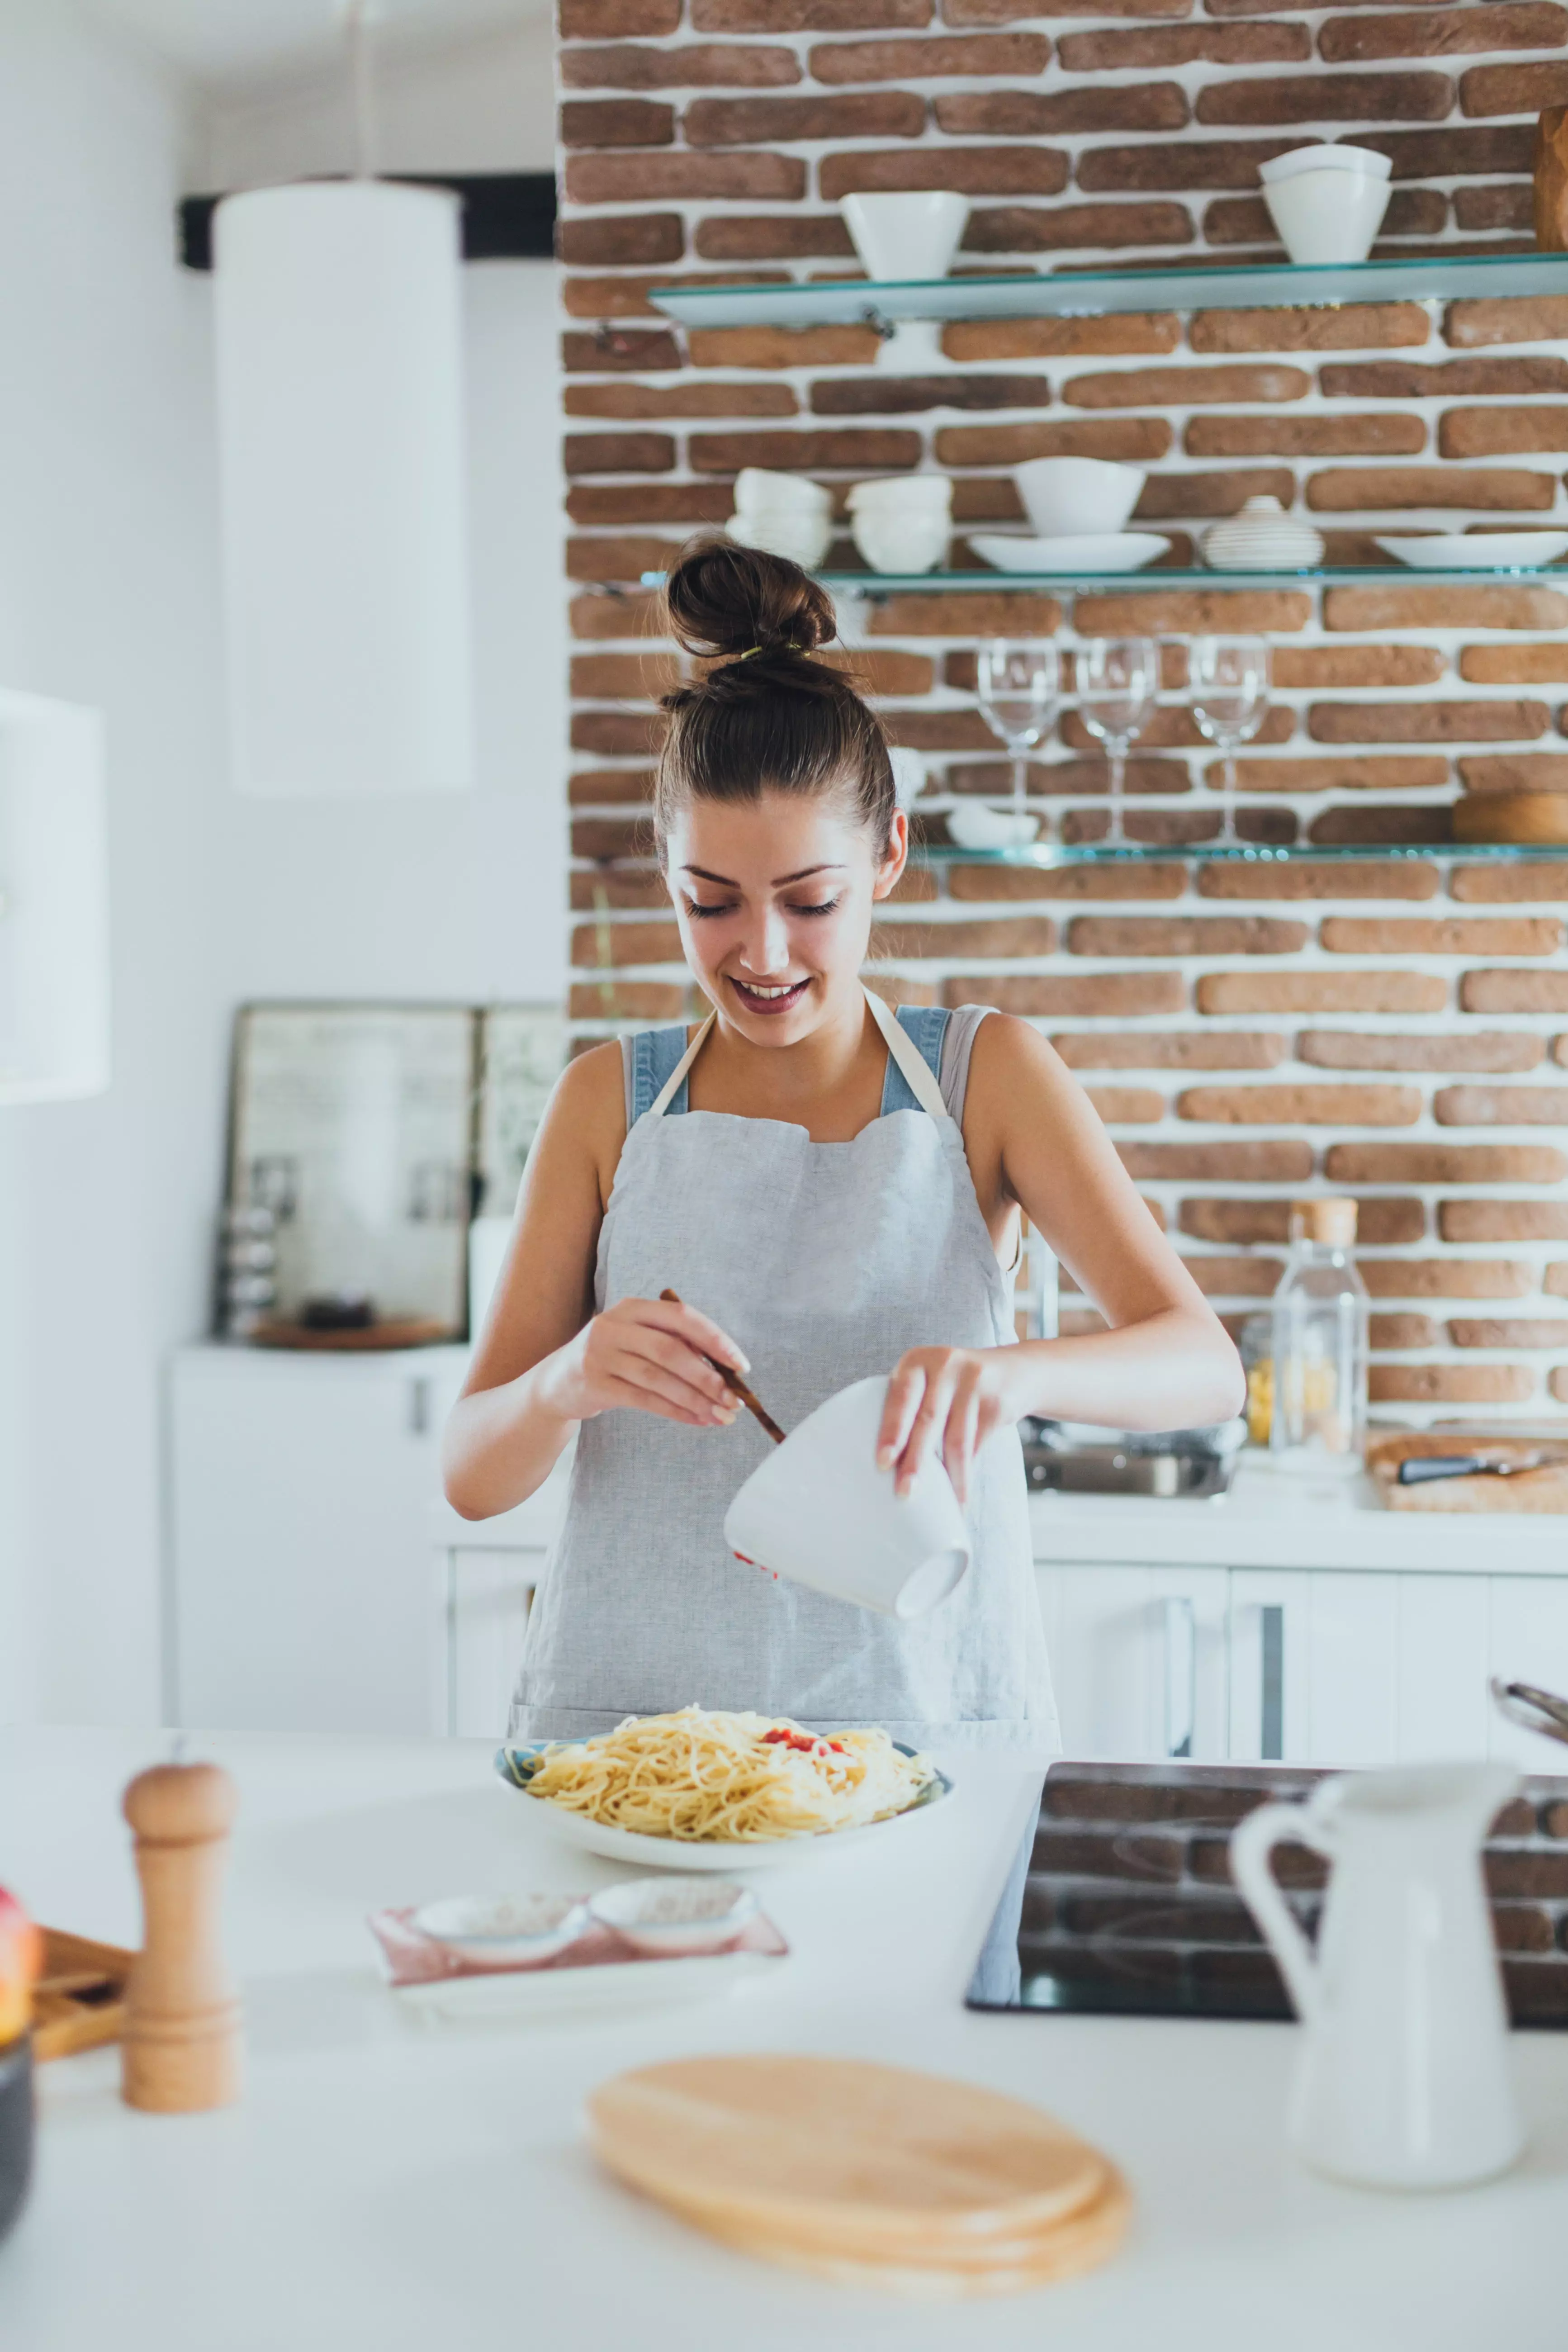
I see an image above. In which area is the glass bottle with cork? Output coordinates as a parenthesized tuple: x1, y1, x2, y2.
(1269, 1198, 1369, 1474)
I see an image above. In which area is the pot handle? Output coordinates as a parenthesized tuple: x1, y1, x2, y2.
(1231, 1801, 1328, 2025)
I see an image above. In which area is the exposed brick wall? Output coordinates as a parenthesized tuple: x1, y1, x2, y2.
(556, 0, 1568, 1423)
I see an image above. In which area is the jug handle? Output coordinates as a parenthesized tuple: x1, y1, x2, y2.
(1230, 1801, 1328, 2025)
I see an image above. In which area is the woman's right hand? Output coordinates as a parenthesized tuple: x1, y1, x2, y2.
(541, 1295, 748, 1431)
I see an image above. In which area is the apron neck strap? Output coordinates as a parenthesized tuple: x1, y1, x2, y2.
(644, 989, 952, 1125)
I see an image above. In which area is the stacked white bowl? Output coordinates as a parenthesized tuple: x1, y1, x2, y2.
(1259, 144, 1392, 265)
(848, 474, 952, 575)
(969, 457, 1170, 576)
(726, 468, 833, 569)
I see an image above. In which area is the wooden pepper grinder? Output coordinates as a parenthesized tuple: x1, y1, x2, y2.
(1535, 105, 1568, 248)
(121, 1762, 242, 2114)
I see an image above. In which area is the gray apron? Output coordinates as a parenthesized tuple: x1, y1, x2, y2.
(510, 987, 1058, 1751)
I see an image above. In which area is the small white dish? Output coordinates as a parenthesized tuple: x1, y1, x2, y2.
(588, 1877, 758, 1956)
(1375, 532, 1568, 571)
(970, 531, 1170, 575)
(411, 1892, 591, 1966)
(728, 511, 833, 568)
(946, 805, 1042, 849)
(1015, 455, 1145, 536)
(1259, 143, 1391, 186)
(1201, 496, 1323, 571)
(733, 466, 831, 517)
(840, 190, 967, 282)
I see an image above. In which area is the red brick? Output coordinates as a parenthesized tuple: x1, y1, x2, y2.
(567, 382, 796, 418)
(1451, 1318, 1568, 1347)
(686, 91, 926, 141)
(565, 152, 807, 202)
(945, 0, 1187, 14)
(1060, 20, 1307, 62)
(1308, 804, 1454, 845)
(1326, 1138, 1568, 1185)
(1371, 1365, 1535, 1402)
(944, 317, 1180, 363)
(570, 767, 656, 806)
(1206, 189, 1444, 244)
(1435, 1085, 1568, 1125)
(1310, 699, 1549, 743)
(1370, 1313, 1441, 1348)
(1196, 69, 1453, 123)
(563, 431, 676, 474)
(1124, 1140, 1316, 1180)
(1199, 970, 1448, 1012)
(1461, 643, 1568, 685)
(568, 978, 687, 1019)
(1446, 294, 1568, 346)
(1339, 125, 1533, 175)
(571, 709, 664, 754)
(695, 214, 857, 259)
(934, 85, 1187, 133)
(1320, 4, 1568, 59)
(947, 862, 1185, 901)
(562, 327, 682, 373)
(1278, 647, 1445, 689)
(687, 427, 921, 472)
(1306, 1030, 1544, 1073)
(938, 418, 1171, 465)
(1554, 1370, 1568, 1398)
(1460, 59, 1568, 112)
(866, 591, 1063, 635)
(1084, 1085, 1166, 1123)
(568, 589, 663, 638)
(1326, 583, 1568, 630)
(562, 0, 680, 32)
(1325, 355, 1568, 397)
(1067, 915, 1309, 957)
(560, 97, 677, 144)
(563, 271, 796, 318)
(688, 325, 880, 369)
(1181, 1254, 1285, 1296)
(1441, 406, 1568, 459)
(560, 41, 803, 85)
(1223, 755, 1449, 792)
(1136, 465, 1297, 517)
(1358, 1259, 1534, 1298)
(1461, 968, 1568, 1011)
(1065, 363, 1310, 409)
(1462, 753, 1568, 791)
(1328, 915, 1564, 954)
(947, 754, 1190, 798)
(568, 534, 682, 583)
(572, 650, 683, 697)
(1454, 183, 1536, 230)
(1075, 589, 1312, 634)
(558, 212, 685, 266)
(820, 147, 1069, 199)
(1078, 139, 1314, 194)
(1179, 1083, 1421, 1125)
(1181, 1196, 1424, 1245)
(1309, 465, 1556, 510)
(883, 711, 999, 753)
(810, 31, 1050, 75)
(811, 373, 1053, 415)
(693, 0, 931, 22)
(964, 200, 1196, 252)
(1186, 412, 1425, 456)
(875, 915, 1058, 957)
(1453, 863, 1568, 901)
(1198, 861, 1439, 900)
(1053, 1031, 1285, 1069)
(943, 972, 1185, 1016)
(571, 917, 682, 963)
(1551, 1264, 1568, 1296)
(1443, 1199, 1568, 1238)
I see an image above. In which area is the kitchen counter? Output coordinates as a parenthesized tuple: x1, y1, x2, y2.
(2, 1726, 1566, 2350)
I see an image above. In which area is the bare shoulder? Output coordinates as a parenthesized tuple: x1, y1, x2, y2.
(532, 1039, 628, 1200)
(965, 1010, 1079, 1105)
(549, 1037, 625, 1125)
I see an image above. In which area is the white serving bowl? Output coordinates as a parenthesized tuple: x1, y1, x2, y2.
(946, 805, 1042, 849)
(412, 1892, 591, 1966)
(1259, 142, 1391, 186)
(587, 1877, 758, 1956)
(1375, 532, 1568, 571)
(724, 1373, 971, 1618)
(728, 510, 834, 568)
(848, 474, 952, 512)
(840, 190, 968, 282)
(1015, 456, 1146, 537)
(1263, 168, 1390, 265)
(852, 513, 949, 575)
(970, 531, 1170, 575)
(733, 466, 831, 518)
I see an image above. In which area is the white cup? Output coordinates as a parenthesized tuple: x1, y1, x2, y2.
(840, 191, 968, 282)
(1262, 167, 1391, 265)
(1258, 143, 1391, 187)
(1015, 456, 1146, 537)
(723, 1375, 972, 1618)
(852, 513, 950, 574)
(733, 467, 832, 518)
(728, 510, 834, 567)
(848, 475, 952, 512)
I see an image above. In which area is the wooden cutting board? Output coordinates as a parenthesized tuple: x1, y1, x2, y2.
(33, 1927, 133, 2061)
(1367, 1430, 1568, 1513)
(1453, 791, 1568, 845)
(588, 2054, 1127, 2292)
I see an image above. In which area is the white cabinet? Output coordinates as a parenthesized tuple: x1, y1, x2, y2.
(1037, 1565, 1230, 1763)
(440, 1541, 550, 1739)
(172, 1345, 468, 1736)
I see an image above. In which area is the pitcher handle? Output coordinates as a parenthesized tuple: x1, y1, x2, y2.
(1231, 1801, 1328, 2025)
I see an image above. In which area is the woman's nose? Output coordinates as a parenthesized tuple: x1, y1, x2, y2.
(738, 906, 791, 975)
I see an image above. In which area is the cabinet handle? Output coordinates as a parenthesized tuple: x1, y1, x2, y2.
(1164, 1597, 1195, 1760)
(408, 1378, 431, 1437)
(1260, 1604, 1285, 1762)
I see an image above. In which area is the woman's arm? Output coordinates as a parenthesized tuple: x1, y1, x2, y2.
(879, 1015, 1246, 1495)
(442, 1045, 747, 1519)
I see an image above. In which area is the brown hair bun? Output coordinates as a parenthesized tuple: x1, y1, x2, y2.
(663, 538, 836, 664)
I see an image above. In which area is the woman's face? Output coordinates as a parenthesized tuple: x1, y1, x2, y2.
(665, 789, 907, 1042)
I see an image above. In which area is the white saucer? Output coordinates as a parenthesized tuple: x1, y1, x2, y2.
(946, 806, 1042, 849)
(970, 532, 1171, 575)
(1374, 533, 1568, 572)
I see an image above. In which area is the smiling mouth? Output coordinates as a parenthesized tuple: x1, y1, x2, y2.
(730, 976, 810, 1015)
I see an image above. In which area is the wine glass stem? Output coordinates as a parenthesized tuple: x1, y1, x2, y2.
(1220, 744, 1239, 845)
(1011, 750, 1027, 817)
(1107, 745, 1126, 845)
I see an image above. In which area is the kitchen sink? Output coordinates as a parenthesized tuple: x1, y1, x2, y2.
(1021, 1420, 1244, 1500)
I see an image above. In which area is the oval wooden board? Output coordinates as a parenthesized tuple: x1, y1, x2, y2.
(1453, 792, 1568, 845)
(588, 2054, 1112, 2252)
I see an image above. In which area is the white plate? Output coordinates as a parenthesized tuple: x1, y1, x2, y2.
(946, 806, 1041, 850)
(394, 1948, 781, 2021)
(969, 532, 1171, 575)
(1374, 533, 1568, 571)
(494, 1741, 954, 1873)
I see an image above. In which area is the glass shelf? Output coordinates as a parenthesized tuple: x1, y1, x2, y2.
(916, 841, 1568, 867)
(817, 564, 1568, 595)
(649, 249, 1568, 332)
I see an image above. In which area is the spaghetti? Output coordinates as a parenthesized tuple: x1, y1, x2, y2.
(523, 1707, 935, 1843)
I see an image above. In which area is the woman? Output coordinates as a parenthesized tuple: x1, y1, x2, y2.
(444, 541, 1243, 1749)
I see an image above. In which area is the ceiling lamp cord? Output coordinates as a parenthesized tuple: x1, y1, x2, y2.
(344, 0, 376, 182)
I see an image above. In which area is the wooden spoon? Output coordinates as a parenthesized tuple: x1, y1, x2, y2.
(660, 1289, 786, 1445)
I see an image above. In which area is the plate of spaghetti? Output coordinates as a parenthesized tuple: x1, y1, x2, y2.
(494, 1706, 952, 1871)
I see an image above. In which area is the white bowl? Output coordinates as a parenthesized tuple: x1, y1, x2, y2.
(412, 1892, 591, 1966)
(733, 466, 831, 517)
(587, 1877, 758, 1956)
(728, 511, 834, 568)
(970, 531, 1170, 575)
(724, 1374, 971, 1618)
(1015, 456, 1146, 537)
(946, 805, 1042, 849)
(840, 190, 968, 282)
(1263, 169, 1390, 265)
(852, 514, 949, 575)
(848, 475, 952, 511)
(1375, 532, 1568, 571)
(1259, 142, 1391, 186)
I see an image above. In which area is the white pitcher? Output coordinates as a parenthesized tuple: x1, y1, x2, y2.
(1231, 1761, 1523, 2190)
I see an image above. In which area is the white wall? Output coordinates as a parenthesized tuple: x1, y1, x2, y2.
(0, 2, 565, 1726)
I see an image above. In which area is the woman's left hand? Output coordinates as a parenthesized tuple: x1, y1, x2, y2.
(876, 1347, 1018, 1503)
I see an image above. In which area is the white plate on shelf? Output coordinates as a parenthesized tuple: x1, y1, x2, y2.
(969, 532, 1171, 575)
(494, 1742, 953, 1872)
(1374, 533, 1568, 571)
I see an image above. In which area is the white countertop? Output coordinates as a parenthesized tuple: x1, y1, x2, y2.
(3, 1726, 1566, 2350)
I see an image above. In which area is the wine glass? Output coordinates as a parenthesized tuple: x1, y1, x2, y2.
(1076, 636, 1160, 848)
(976, 639, 1060, 841)
(1189, 635, 1270, 846)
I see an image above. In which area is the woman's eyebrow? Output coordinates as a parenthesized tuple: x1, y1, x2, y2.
(680, 863, 848, 887)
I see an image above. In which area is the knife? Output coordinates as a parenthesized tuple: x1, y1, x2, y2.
(1397, 1451, 1557, 1485)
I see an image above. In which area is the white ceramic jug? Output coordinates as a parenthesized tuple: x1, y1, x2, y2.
(1231, 1761, 1523, 2190)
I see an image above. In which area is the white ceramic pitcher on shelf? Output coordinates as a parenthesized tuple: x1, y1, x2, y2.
(1231, 1761, 1523, 2191)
